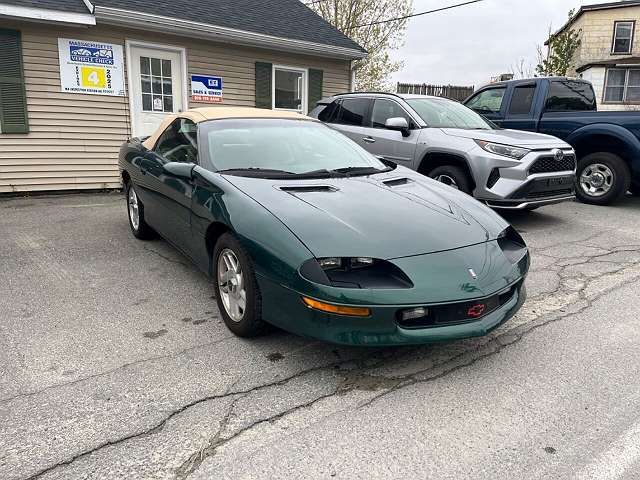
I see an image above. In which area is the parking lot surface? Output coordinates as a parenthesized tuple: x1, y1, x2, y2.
(1, 192, 640, 480)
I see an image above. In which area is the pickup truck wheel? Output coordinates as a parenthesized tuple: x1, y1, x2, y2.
(428, 166, 472, 195)
(576, 153, 631, 205)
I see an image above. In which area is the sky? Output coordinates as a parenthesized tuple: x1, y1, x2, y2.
(389, 0, 590, 88)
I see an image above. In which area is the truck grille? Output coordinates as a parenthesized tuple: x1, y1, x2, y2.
(529, 155, 576, 174)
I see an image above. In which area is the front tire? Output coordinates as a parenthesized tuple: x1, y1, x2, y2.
(212, 233, 268, 338)
(428, 165, 472, 195)
(576, 152, 631, 205)
(125, 181, 154, 240)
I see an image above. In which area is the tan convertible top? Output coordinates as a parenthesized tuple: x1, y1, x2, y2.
(142, 107, 316, 149)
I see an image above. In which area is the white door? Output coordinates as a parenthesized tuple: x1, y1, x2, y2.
(129, 45, 184, 137)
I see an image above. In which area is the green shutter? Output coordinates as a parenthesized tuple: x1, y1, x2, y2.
(255, 62, 272, 109)
(308, 69, 323, 110)
(0, 29, 28, 134)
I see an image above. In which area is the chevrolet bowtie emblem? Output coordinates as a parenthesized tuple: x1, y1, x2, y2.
(468, 268, 478, 280)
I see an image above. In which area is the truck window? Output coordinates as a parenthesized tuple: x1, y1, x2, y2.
(508, 85, 536, 115)
(545, 81, 596, 112)
(466, 88, 506, 114)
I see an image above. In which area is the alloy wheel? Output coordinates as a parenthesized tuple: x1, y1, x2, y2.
(217, 248, 246, 322)
(434, 174, 460, 190)
(128, 187, 140, 231)
(579, 163, 614, 197)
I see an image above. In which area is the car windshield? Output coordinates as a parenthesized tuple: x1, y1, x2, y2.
(406, 98, 493, 130)
(199, 118, 389, 178)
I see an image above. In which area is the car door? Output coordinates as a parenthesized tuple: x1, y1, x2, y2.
(359, 98, 419, 165)
(500, 82, 540, 131)
(327, 97, 372, 148)
(464, 86, 507, 127)
(141, 117, 198, 252)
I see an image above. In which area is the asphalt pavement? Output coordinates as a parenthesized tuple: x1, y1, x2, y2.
(1, 192, 640, 480)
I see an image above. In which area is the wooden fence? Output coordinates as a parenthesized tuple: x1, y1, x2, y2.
(396, 83, 475, 102)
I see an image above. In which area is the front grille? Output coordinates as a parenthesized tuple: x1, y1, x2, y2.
(529, 155, 576, 174)
(396, 282, 520, 329)
(526, 188, 573, 199)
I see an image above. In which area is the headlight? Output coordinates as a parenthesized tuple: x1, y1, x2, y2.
(299, 257, 413, 289)
(475, 140, 530, 160)
(318, 257, 375, 270)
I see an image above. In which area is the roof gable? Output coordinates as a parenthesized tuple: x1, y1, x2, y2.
(551, 0, 640, 39)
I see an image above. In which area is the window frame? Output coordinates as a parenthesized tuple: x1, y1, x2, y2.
(272, 64, 308, 114)
(465, 87, 507, 115)
(611, 20, 635, 55)
(369, 98, 417, 129)
(153, 117, 199, 164)
(603, 67, 640, 104)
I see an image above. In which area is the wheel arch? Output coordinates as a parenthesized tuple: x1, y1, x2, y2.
(417, 151, 477, 192)
(567, 124, 640, 167)
(205, 221, 234, 276)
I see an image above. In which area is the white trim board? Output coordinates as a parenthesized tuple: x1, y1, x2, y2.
(0, 3, 95, 25)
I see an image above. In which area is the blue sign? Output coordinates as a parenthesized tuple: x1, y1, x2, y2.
(69, 45, 114, 65)
(191, 75, 223, 103)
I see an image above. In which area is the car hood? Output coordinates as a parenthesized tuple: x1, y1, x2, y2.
(441, 128, 569, 148)
(223, 167, 508, 259)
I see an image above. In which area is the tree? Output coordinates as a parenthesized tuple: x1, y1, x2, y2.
(536, 9, 582, 76)
(308, 0, 413, 91)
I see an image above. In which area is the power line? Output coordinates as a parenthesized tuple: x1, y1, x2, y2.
(354, 0, 485, 27)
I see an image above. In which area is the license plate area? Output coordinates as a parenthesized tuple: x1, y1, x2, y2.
(547, 176, 573, 187)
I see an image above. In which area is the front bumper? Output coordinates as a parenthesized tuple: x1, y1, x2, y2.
(257, 276, 527, 347)
(471, 147, 576, 208)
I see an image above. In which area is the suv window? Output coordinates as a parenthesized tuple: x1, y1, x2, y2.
(318, 101, 339, 122)
(335, 97, 370, 126)
(155, 118, 198, 163)
(545, 81, 596, 111)
(466, 88, 506, 114)
(508, 85, 536, 115)
(371, 99, 412, 128)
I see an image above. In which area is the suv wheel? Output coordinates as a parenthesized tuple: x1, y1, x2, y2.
(576, 152, 630, 205)
(428, 165, 472, 195)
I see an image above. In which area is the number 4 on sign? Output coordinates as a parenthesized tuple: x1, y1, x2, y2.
(88, 71, 99, 85)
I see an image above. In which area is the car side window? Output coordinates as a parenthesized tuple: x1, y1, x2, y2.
(318, 101, 340, 122)
(334, 98, 371, 126)
(370, 99, 413, 128)
(154, 118, 198, 163)
(508, 85, 536, 115)
(466, 88, 506, 114)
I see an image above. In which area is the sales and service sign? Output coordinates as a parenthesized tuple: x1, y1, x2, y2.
(58, 38, 125, 96)
(191, 75, 223, 103)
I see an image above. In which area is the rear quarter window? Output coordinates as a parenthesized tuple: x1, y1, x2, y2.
(545, 81, 596, 111)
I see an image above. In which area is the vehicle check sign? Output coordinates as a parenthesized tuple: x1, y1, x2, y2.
(191, 75, 223, 103)
(57, 38, 125, 96)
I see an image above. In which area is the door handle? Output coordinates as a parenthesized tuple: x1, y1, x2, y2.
(363, 136, 376, 144)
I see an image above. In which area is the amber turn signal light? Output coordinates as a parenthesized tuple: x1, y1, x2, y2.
(302, 296, 371, 317)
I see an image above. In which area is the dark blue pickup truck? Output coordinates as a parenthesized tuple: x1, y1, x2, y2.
(464, 77, 640, 205)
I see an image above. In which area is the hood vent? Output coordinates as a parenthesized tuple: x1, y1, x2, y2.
(383, 177, 412, 187)
(278, 185, 338, 193)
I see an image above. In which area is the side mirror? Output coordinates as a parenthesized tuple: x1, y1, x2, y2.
(163, 162, 195, 180)
(385, 117, 410, 136)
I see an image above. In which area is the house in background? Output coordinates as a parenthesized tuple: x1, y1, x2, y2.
(0, 0, 365, 193)
(551, 0, 640, 110)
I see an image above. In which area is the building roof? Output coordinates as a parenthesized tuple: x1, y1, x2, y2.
(550, 0, 640, 40)
(93, 0, 364, 53)
(0, 0, 365, 55)
(142, 107, 315, 149)
(576, 56, 640, 72)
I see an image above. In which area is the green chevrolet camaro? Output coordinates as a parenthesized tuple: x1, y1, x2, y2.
(119, 107, 529, 346)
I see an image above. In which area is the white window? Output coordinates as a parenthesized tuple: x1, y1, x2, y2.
(273, 65, 307, 113)
(604, 68, 640, 103)
(612, 21, 635, 54)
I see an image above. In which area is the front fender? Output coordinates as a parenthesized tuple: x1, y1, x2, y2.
(567, 123, 640, 171)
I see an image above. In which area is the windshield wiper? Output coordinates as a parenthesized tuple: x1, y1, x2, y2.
(217, 167, 297, 176)
(330, 166, 390, 176)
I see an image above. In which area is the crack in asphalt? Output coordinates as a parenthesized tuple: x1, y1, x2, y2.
(142, 245, 192, 268)
(0, 335, 235, 405)
(17, 238, 640, 480)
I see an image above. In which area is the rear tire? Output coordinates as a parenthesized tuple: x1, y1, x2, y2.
(575, 152, 630, 205)
(125, 180, 154, 240)
(428, 165, 472, 195)
(212, 233, 268, 338)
